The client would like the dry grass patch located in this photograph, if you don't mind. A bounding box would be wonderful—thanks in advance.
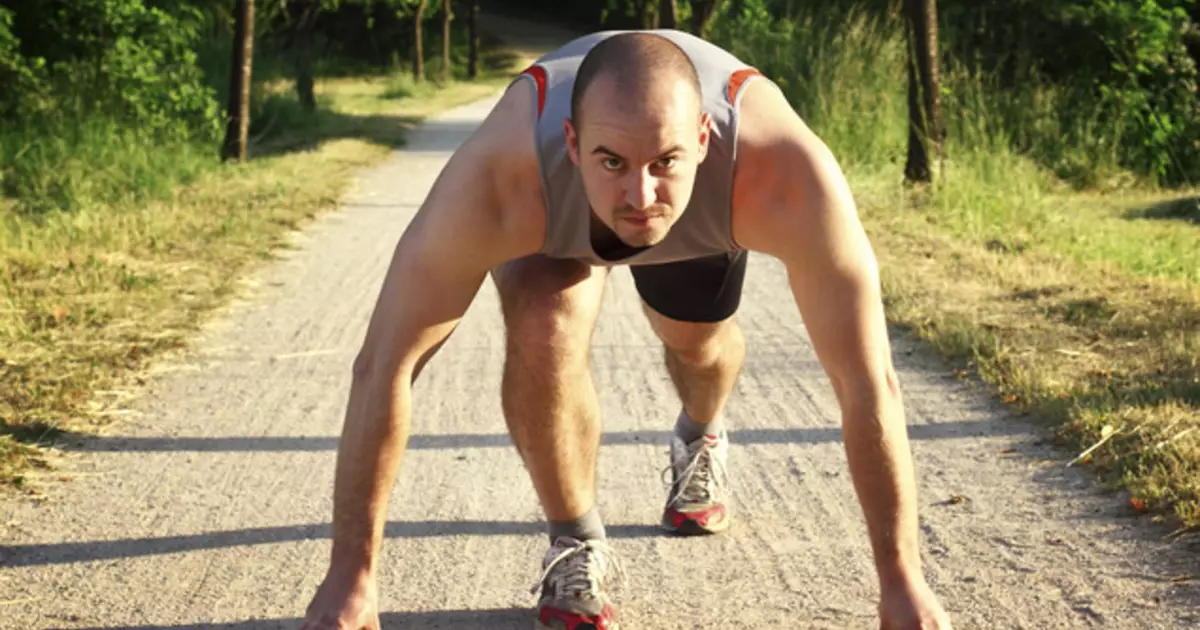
[860,188,1200,532]
[0,62,524,487]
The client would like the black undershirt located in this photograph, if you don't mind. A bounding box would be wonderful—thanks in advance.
[589,210,652,262]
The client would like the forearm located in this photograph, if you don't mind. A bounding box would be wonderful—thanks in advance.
[329,361,412,576]
[839,377,922,585]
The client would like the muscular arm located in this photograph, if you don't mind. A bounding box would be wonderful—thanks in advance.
[328,91,541,580]
[734,83,921,585]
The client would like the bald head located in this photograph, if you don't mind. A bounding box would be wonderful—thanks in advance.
[570,33,703,128]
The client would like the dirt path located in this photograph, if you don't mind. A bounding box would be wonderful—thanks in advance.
[3,12,1200,630]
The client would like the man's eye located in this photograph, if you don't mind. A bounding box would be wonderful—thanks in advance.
[657,157,678,169]
[602,158,622,170]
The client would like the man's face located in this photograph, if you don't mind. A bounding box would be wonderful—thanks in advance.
[565,75,711,248]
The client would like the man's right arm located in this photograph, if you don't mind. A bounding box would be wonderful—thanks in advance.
[322,92,543,587]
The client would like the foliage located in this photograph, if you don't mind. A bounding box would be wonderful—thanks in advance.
[712,0,1200,187]
[3,0,220,140]
[0,7,47,117]
[1062,0,1200,184]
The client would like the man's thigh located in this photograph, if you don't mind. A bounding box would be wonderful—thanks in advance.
[629,250,748,325]
[491,255,610,342]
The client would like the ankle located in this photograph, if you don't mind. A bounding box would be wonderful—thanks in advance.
[675,409,724,443]
[547,505,606,543]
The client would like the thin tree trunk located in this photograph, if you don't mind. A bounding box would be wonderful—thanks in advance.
[413,0,428,83]
[292,0,317,111]
[690,0,721,39]
[634,0,648,29]
[466,0,478,79]
[222,0,254,162]
[904,0,942,183]
[441,0,451,82]
[660,0,678,29]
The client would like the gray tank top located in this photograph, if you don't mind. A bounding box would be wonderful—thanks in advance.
[516,30,765,266]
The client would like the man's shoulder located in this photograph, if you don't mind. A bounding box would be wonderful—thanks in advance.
[731,78,841,243]
[462,80,547,249]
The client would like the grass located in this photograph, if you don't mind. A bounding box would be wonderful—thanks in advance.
[711,5,1200,533]
[0,43,529,489]
[858,180,1200,531]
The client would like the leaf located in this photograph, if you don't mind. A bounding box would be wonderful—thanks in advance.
[1130,497,1148,512]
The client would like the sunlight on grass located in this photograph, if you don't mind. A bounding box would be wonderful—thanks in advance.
[0,50,524,485]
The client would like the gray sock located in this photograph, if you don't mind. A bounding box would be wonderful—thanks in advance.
[674,409,724,444]
[548,505,607,543]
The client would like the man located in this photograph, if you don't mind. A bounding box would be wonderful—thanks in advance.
[302,28,952,630]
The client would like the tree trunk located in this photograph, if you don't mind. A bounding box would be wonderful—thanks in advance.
[292,0,317,111]
[466,0,478,79]
[634,0,648,29]
[660,0,678,29]
[690,0,721,39]
[441,0,452,83]
[904,0,942,183]
[222,0,254,162]
[413,0,428,83]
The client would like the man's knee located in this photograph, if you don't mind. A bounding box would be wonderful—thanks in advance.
[495,257,605,366]
[644,304,741,367]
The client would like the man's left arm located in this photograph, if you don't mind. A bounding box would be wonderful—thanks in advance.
[733,82,951,629]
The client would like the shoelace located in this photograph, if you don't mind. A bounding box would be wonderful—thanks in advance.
[662,436,729,507]
[530,538,626,600]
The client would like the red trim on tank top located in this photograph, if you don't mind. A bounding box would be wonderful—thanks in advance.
[727,67,764,104]
[521,65,548,118]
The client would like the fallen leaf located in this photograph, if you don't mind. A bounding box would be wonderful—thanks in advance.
[1130,497,1148,512]
[52,306,68,322]
[1003,394,1020,404]
[938,494,968,506]
[999,448,1018,454]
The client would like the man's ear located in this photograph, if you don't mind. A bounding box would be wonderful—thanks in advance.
[565,118,581,166]
[697,113,713,163]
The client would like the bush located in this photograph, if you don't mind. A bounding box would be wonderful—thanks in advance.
[715,0,1200,187]
[3,0,221,142]
[1,1,223,214]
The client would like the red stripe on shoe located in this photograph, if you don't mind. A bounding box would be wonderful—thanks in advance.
[667,504,727,529]
[539,604,617,629]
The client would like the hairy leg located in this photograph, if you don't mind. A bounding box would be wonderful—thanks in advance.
[643,304,746,424]
[493,256,609,521]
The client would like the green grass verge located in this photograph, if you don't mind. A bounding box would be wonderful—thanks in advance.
[0,48,527,489]
[855,175,1199,533]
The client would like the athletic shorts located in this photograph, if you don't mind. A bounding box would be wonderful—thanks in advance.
[630,250,748,323]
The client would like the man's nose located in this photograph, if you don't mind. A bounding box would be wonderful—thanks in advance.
[624,169,657,210]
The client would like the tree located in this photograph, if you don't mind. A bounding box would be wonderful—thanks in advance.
[413,0,428,82]
[464,0,479,79]
[222,0,255,162]
[660,0,678,29]
[632,0,650,28]
[289,0,320,111]
[903,0,942,183]
[442,0,452,82]
[691,0,722,39]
